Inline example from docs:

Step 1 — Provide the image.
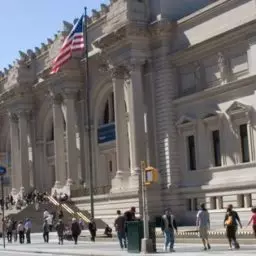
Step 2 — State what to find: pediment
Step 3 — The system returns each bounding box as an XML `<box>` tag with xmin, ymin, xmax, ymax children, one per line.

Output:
<box><xmin>176</xmin><ymin>115</ymin><xmax>195</xmax><ymax>127</ymax></box>
<box><xmin>202</xmin><ymin>110</ymin><xmax>223</xmax><ymax>120</ymax></box>
<box><xmin>226</xmin><ymin>101</ymin><xmax>251</xmax><ymax>116</ymax></box>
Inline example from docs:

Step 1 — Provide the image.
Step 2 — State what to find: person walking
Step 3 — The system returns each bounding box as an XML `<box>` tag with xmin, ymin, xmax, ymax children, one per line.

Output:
<box><xmin>161</xmin><ymin>209</ymin><xmax>178</xmax><ymax>252</ymax></box>
<box><xmin>17</xmin><ymin>221</ymin><xmax>25</xmax><ymax>244</ymax></box>
<box><xmin>114</xmin><ymin>210</ymin><xmax>127</xmax><ymax>249</ymax></box>
<box><xmin>6</xmin><ymin>219</ymin><xmax>13</xmax><ymax>243</ymax></box>
<box><xmin>24</xmin><ymin>218</ymin><xmax>32</xmax><ymax>244</ymax></box>
<box><xmin>56</xmin><ymin>219</ymin><xmax>65</xmax><ymax>245</ymax></box>
<box><xmin>43</xmin><ymin>219</ymin><xmax>50</xmax><ymax>243</ymax></box>
<box><xmin>247</xmin><ymin>207</ymin><xmax>256</xmax><ymax>237</ymax></box>
<box><xmin>224</xmin><ymin>205</ymin><xmax>242</xmax><ymax>250</ymax></box>
<box><xmin>71</xmin><ymin>218</ymin><xmax>81</xmax><ymax>245</ymax></box>
<box><xmin>196</xmin><ymin>203</ymin><xmax>211</xmax><ymax>251</ymax></box>
<box><xmin>88</xmin><ymin>218</ymin><xmax>97</xmax><ymax>242</ymax></box>
<box><xmin>47</xmin><ymin>213</ymin><xmax>53</xmax><ymax>232</ymax></box>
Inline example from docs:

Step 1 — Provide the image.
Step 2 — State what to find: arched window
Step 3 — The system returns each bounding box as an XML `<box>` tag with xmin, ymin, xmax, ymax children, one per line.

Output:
<box><xmin>102</xmin><ymin>92</ymin><xmax>115</xmax><ymax>125</ymax></box>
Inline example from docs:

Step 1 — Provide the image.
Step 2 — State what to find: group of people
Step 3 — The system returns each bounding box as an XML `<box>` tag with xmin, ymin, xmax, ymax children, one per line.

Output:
<box><xmin>5</xmin><ymin>217</ymin><xmax>32</xmax><ymax>244</ymax></box>
<box><xmin>113</xmin><ymin>204</ymin><xmax>256</xmax><ymax>253</ymax></box>
<box><xmin>196</xmin><ymin>203</ymin><xmax>256</xmax><ymax>251</ymax></box>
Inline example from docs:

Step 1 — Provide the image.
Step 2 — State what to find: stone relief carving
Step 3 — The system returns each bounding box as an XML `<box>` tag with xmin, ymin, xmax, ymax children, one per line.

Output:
<box><xmin>217</xmin><ymin>52</ymin><xmax>229</xmax><ymax>84</ymax></box>
<box><xmin>5</xmin><ymin>60</ymin><xmax>35</xmax><ymax>90</ymax></box>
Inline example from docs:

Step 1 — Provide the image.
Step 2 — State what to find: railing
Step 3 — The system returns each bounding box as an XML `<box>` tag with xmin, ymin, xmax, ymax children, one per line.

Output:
<box><xmin>71</xmin><ymin>185</ymin><xmax>111</xmax><ymax>198</ymax></box>
<box><xmin>47</xmin><ymin>196</ymin><xmax>90</xmax><ymax>223</ymax></box>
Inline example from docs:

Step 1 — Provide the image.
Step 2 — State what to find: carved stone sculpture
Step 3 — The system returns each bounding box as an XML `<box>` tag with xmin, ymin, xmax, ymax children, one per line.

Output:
<box><xmin>218</xmin><ymin>52</ymin><xmax>229</xmax><ymax>84</ymax></box>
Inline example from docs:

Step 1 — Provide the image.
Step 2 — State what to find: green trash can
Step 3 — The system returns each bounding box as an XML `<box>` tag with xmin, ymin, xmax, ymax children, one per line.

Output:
<box><xmin>126</xmin><ymin>221</ymin><xmax>143</xmax><ymax>253</ymax></box>
<box><xmin>127</xmin><ymin>221</ymin><xmax>157</xmax><ymax>253</ymax></box>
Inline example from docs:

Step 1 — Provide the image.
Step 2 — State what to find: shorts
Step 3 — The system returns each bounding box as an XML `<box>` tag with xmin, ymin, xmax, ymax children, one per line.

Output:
<box><xmin>199</xmin><ymin>226</ymin><xmax>208</xmax><ymax>239</ymax></box>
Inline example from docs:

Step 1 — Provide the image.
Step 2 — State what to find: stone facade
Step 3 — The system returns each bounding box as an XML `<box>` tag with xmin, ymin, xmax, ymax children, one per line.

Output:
<box><xmin>1</xmin><ymin>0</ymin><xmax>256</xmax><ymax>225</ymax></box>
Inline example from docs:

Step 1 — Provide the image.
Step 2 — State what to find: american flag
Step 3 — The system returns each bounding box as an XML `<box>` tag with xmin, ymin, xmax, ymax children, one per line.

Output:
<box><xmin>51</xmin><ymin>15</ymin><xmax>85</xmax><ymax>74</ymax></box>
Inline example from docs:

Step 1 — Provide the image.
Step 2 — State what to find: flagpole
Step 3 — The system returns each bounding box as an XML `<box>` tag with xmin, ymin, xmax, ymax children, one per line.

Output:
<box><xmin>84</xmin><ymin>7</ymin><xmax>94</xmax><ymax>219</ymax></box>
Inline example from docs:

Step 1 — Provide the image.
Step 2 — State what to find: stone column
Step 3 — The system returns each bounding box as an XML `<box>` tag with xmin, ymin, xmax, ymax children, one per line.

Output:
<box><xmin>17</xmin><ymin>110</ymin><xmax>30</xmax><ymax>191</ymax></box>
<box><xmin>9</xmin><ymin>112</ymin><xmax>20</xmax><ymax>194</ymax></box>
<box><xmin>63</xmin><ymin>90</ymin><xmax>78</xmax><ymax>185</ymax></box>
<box><xmin>111</xmin><ymin>69</ymin><xmax>130</xmax><ymax>191</ymax></box>
<box><xmin>126</xmin><ymin>61</ymin><xmax>146</xmax><ymax>188</ymax></box>
<box><xmin>52</xmin><ymin>95</ymin><xmax>66</xmax><ymax>187</ymax></box>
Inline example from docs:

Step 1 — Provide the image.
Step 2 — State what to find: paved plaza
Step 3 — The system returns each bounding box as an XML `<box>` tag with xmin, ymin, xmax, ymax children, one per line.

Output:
<box><xmin>0</xmin><ymin>234</ymin><xmax>256</xmax><ymax>256</ymax></box>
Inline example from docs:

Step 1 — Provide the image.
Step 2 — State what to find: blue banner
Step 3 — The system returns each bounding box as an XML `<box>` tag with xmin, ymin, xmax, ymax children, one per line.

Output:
<box><xmin>98</xmin><ymin>123</ymin><xmax>116</xmax><ymax>144</ymax></box>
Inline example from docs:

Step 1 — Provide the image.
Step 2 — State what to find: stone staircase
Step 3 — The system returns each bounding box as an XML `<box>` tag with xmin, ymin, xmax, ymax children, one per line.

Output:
<box><xmin>2</xmin><ymin>196</ymin><xmax>107</xmax><ymax>233</ymax></box>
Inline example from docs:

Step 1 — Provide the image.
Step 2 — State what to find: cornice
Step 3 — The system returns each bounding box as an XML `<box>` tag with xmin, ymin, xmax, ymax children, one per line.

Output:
<box><xmin>93</xmin><ymin>22</ymin><xmax>149</xmax><ymax>50</ymax></box>
<box><xmin>178</xmin><ymin>0</ymin><xmax>244</xmax><ymax>29</ymax></box>
<box><xmin>171</xmin><ymin>19</ymin><xmax>256</xmax><ymax>65</ymax></box>
<box><xmin>173</xmin><ymin>74</ymin><xmax>256</xmax><ymax>106</ymax></box>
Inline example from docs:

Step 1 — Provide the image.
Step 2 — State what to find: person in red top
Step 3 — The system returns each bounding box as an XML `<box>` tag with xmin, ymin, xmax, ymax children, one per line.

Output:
<box><xmin>247</xmin><ymin>207</ymin><xmax>256</xmax><ymax>237</ymax></box>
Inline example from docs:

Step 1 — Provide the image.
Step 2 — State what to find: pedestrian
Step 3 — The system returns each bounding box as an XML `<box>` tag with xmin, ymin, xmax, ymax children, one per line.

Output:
<box><xmin>12</xmin><ymin>220</ymin><xmax>18</xmax><ymax>242</ymax></box>
<box><xmin>161</xmin><ymin>209</ymin><xmax>178</xmax><ymax>252</ymax></box>
<box><xmin>88</xmin><ymin>218</ymin><xmax>97</xmax><ymax>242</ymax></box>
<box><xmin>114</xmin><ymin>210</ymin><xmax>127</xmax><ymax>249</ymax></box>
<box><xmin>224</xmin><ymin>205</ymin><xmax>242</xmax><ymax>250</ymax></box>
<box><xmin>71</xmin><ymin>218</ymin><xmax>81</xmax><ymax>245</ymax></box>
<box><xmin>24</xmin><ymin>218</ymin><xmax>32</xmax><ymax>244</ymax></box>
<box><xmin>43</xmin><ymin>219</ymin><xmax>50</xmax><ymax>243</ymax></box>
<box><xmin>47</xmin><ymin>213</ymin><xmax>53</xmax><ymax>232</ymax></box>
<box><xmin>17</xmin><ymin>221</ymin><xmax>25</xmax><ymax>244</ymax></box>
<box><xmin>104</xmin><ymin>225</ymin><xmax>112</xmax><ymax>237</ymax></box>
<box><xmin>6</xmin><ymin>219</ymin><xmax>13</xmax><ymax>243</ymax></box>
<box><xmin>247</xmin><ymin>207</ymin><xmax>256</xmax><ymax>237</ymax></box>
<box><xmin>43</xmin><ymin>209</ymin><xmax>50</xmax><ymax>219</ymax></box>
<box><xmin>196</xmin><ymin>203</ymin><xmax>211</xmax><ymax>251</ymax></box>
<box><xmin>56</xmin><ymin>219</ymin><xmax>65</xmax><ymax>245</ymax></box>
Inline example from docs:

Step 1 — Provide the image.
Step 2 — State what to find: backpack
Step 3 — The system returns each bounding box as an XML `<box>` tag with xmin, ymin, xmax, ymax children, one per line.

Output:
<box><xmin>225</xmin><ymin>215</ymin><xmax>233</xmax><ymax>226</ymax></box>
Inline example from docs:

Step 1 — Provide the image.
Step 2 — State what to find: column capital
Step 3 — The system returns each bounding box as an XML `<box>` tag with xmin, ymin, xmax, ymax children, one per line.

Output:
<box><xmin>126</xmin><ymin>58</ymin><xmax>146</xmax><ymax>73</ymax></box>
<box><xmin>8</xmin><ymin>112</ymin><xmax>18</xmax><ymax>123</ymax></box>
<box><xmin>61</xmin><ymin>88</ymin><xmax>78</xmax><ymax>100</ymax></box>
<box><xmin>16</xmin><ymin>109</ymin><xmax>31</xmax><ymax>120</ymax></box>
<box><xmin>50</xmin><ymin>93</ymin><xmax>62</xmax><ymax>105</ymax></box>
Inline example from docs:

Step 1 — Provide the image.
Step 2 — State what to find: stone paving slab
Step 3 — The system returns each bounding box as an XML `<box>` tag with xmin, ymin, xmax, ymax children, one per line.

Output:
<box><xmin>1</xmin><ymin>237</ymin><xmax>256</xmax><ymax>256</ymax></box>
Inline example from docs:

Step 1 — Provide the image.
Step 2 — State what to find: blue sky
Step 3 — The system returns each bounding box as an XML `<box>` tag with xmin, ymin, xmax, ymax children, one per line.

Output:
<box><xmin>0</xmin><ymin>0</ymin><xmax>109</xmax><ymax>71</ymax></box>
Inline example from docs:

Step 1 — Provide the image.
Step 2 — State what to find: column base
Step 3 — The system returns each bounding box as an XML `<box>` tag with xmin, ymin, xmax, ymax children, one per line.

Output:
<box><xmin>54</xmin><ymin>181</ymin><xmax>62</xmax><ymax>189</ymax></box>
<box><xmin>141</xmin><ymin>238</ymin><xmax>154</xmax><ymax>253</ymax></box>
<box><xmin>110</xmin><ymin>170</ymin><xmax>129</xmax><ymax>193</ymax></box>
<box><xmin>128</xmin><ymin>168</ymin><xmax>141</xmax><ymax>190</ymax></box>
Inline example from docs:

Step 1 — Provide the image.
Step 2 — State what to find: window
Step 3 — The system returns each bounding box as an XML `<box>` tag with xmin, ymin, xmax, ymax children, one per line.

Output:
<box><xmin>187</xmin><ymin>199</ymin><xmax>192</xmax><ymax>211</ymax></box>
<box><xmin>187</xmin><ymin>135</ymin><xmax>196</xmax><ymax>170</ymax></box>
<box><xmin>109</xmin><ymin>160</ymin><xmax>113</xmax><ymax>172</ymax></box>
<box><xmin>193</xmin><ymin>198</ymin><xmax>198</xmax><ymax>211</ymax></box>
<box><xmin>237</xmin><ymin>194</ymin><xmax>245</xmax><ymax>208</ymax></box>
<box><xmin>212</xmin><ymin>130</ymin><xmax>221</xmax><ymax>166</ymax></box>
<box><xmin>239</xmin><ymin>124</ymin><xmax>250</xmax><ymax>163</ymax></box>
<box><xmin>210</xmin><ymin>196</ymin><xmax>217</xmax><ymax>210</ymax></box>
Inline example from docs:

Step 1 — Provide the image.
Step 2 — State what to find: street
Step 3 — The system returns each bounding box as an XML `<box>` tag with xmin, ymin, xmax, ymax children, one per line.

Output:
<box><xmin>0</xmin><ymin>234</ymin><xmax>256</xmax><ymax>255</ymax></box>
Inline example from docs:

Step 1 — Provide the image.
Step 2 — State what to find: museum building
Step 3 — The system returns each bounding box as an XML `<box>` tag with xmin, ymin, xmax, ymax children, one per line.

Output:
<box><xmin>0</xmin><ymin>0</ymin><xmax>256</xmax><ymax>225</ymax></box>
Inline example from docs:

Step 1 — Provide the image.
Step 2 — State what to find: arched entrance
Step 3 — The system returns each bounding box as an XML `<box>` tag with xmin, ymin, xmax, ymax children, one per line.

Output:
<box><xmin>94</xmin><ymin>88</ymin><xmax>117</xmax><ymax>194</ymax></box>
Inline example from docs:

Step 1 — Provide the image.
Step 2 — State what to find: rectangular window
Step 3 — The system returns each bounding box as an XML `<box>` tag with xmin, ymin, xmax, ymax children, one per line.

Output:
<box><xmin>210</xmin><ymin>196</ymin><xmax>217</xmax><ymax>210</ymax></box>
<box><xmin>193</xmin><ymin>198</ymin><xmax>198</xmax><ymax>211</ymax></box>
<box><xmin>212</xmin><ymin>130</ymin><xmax>221</xmax><ymax>167</ymax></box>
<box><xmin>240</xmin><ymin>124</ymin><xmax>250</xmax><ymax>163</ymax></box>
<box><xmin>187</xmin><ymin>135</ymin><xmax>196</xmax><ymax>170</ymax></box>
<box><xmin>187</xmin><ymin>199</ymin><xmax>192</xmax><ymax>211</ymax></box>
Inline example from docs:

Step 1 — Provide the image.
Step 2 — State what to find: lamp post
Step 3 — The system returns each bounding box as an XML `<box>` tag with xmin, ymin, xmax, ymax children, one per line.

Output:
<box><xmin>0</xmin><ymin>165</ymin><xmax>7</xmax><ymax>249</ymax></box>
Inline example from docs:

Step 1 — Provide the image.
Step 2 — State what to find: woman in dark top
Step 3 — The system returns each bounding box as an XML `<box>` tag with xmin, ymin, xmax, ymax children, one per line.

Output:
<box><xmin>224</xmin><ymin>206</ymin><xmax>242</xmax><ymax>250</ymax></box>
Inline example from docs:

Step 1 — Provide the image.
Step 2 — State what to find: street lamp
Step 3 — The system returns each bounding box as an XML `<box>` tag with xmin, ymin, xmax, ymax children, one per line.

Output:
<box><xmin>140</xmin><ymin>162</ymin><xmax>158</xmax><ymax>253</ymax></box>
<box><xmin>0</xmin><ymin>165</ymin><xmax>7</xmax><ymax>249</ymax></box>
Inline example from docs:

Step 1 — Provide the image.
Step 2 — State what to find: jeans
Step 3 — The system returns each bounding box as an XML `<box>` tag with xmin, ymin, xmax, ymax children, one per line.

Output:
<box><xmin>117</xmin><ymin>231</ymin><xmax>127</xmax><ymax>249</ymax></box>
<box><xmin>26</xmin><ymin>230</ymin><xmax>31</xmax><ymax>243</ymax></box>
<box><xmin>19</xmin><ymin>231</ymin><xmax>25</xmax><ymax>244</ymax></box>
<box><xmin>7</xmin><ymin>231</ymin><xmax>12</xmax><ymax>242</ymax></box>
<box><xmin>164</xmin><ymin>229</ymin><xmax>175</xmax><ymax>249</ymax></box>
<box><xmin>43</xmin><ymin>232</ymin><xmax>49</xmax><ymax>243</ymax></box>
